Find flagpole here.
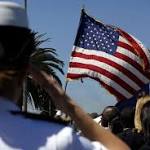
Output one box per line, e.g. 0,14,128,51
64,80,69,93
22,0,28,112
64,8,83,93
24,0,27,12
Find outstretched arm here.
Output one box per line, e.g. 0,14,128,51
29,66,130,150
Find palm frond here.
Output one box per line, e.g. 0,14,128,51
25,32,64,115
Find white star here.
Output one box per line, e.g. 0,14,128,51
101,26,105,30
107,27,110,30
113,35,116,38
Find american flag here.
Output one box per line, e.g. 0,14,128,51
67,9,150,101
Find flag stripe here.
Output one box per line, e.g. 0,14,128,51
93,77,126,101
118,36,132,46
71,47,149,84
118,41,138,55
114,52,149,78
71,51,144,88
132,35,150,66
118,29,150,69
69,62,138,95
67,73,126,101
68,67,133,99
72,48,144,78
117,45,142,65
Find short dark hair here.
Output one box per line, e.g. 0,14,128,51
101,106,120,127
0,26,35,70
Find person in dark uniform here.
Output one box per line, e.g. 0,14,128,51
0,1,130,150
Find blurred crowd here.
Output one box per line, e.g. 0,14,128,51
64,95,150,150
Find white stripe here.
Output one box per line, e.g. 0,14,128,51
117,46,142,65
131,35,150,65
72,46,149,84
119,36,132,46
118,35,142,65
70,56,140,91
68,67,132,99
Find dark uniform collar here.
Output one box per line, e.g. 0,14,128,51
0,97,71,126
0,97,20,112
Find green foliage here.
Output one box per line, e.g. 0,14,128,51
26,33,64,116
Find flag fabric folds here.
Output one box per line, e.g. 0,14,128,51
67,9,150,101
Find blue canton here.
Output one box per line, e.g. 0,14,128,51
74,10,119,55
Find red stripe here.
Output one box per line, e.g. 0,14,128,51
117,41,150,79
93,77,126,101
118,41,138,55
67,73,126,101
69,62,137,95
118,29,149,70
114,52,150,79
115,52,141,70
71,52,145,87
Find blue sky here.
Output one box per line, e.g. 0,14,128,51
11,0,150,113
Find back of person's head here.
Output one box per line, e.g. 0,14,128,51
0,2,35,98
101,106,120,127
121,107,135,129
0,2,34,67
109,116,123,134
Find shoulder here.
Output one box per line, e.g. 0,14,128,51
39,127,108,150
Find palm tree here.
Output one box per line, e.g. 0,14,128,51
26,33,64,116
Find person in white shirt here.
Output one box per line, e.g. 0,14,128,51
0,1,130,150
